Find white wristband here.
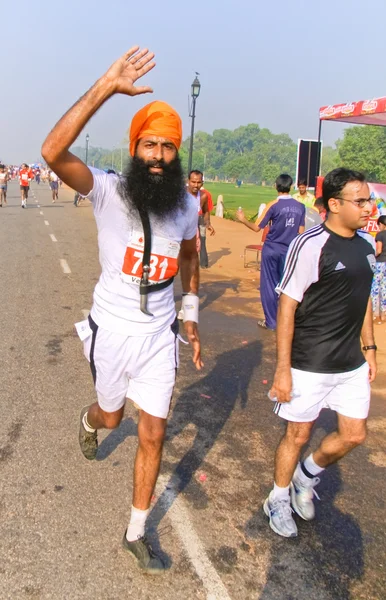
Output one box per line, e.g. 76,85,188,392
182,293,199,323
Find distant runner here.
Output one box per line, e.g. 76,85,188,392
19,163,33,208
0,164,9,206
49,170,59,202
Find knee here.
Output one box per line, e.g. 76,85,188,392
341,430,367,448
139,420,166,451
102,411,123,429
286,428,312,449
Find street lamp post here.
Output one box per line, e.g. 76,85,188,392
187,74,201,175
85,133,90,165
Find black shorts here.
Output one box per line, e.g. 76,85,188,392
20,185,29,191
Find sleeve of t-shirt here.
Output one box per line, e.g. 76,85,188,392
257,202,275,229
357,229,376,253
87,167,115,215
300,205,306,227
276,233,323,302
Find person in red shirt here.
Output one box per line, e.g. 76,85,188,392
19,164,33,208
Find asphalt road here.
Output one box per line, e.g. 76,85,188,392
0,180,385,600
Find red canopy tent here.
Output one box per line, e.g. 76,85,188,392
316,96,386,177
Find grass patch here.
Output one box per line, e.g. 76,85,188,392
205,182,276,219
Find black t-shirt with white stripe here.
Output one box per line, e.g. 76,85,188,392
277,223,376,374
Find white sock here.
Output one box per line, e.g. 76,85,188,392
271,482,290,501
295,454,324,484
82,412,95,433
126,506,150,542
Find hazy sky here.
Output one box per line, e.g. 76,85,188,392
2,0,386,164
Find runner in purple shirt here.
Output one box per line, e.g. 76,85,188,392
237,174,305,329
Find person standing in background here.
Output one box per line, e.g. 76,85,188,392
236,174,305,330
293,178,315,207
187,170,215,269
371,215,386,324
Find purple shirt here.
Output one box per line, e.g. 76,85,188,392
259,195,305,248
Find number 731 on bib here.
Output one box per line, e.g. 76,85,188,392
121,230,180,284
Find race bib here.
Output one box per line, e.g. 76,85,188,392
121,230,180,286
21,173,28,181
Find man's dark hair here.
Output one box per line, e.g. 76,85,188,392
378,215,386,227
297,178,307,187
189,170,203,179
322,168,366,212
276,174,293,194
314,196,324,209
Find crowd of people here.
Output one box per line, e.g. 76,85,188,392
0,163,61,207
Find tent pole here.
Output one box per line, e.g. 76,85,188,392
315,119,322,186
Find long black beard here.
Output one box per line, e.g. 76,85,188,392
118,155,186,220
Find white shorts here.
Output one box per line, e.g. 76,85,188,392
82,316,179,419
273,362,370,422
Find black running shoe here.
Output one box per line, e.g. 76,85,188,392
122,531,165,575
79,406,98,460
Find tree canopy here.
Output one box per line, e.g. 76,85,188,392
73,122,386,184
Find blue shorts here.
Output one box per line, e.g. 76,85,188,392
0,185,7,190
50,181,58,190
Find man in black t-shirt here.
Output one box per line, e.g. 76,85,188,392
264,168,377,538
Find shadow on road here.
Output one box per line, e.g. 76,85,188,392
96,417,137,461
148,339,262,527
208,247,232,268
199,278,241,312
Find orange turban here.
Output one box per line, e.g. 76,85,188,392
129,101,182,157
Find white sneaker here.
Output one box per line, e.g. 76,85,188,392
177,309,184,321
263,492,298,538
290,476,320,521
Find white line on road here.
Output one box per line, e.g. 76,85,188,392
81,309,90,319
60,259,71,274
40,211,44,215
50,234,57,242
37,205,40,208
157,475,231,600
44,220,49,226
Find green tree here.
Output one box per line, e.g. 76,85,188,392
338,126,386,182
321,146,341,175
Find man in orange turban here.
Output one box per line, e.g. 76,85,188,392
42,47,202,575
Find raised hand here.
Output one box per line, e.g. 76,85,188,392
104,46,156,96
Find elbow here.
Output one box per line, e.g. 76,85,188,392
41,140,53,165
41,138,61,167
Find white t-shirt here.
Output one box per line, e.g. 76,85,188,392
50,172,58,182
88,168,197,336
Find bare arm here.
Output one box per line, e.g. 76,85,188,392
179,237,199,295
361,297,377,382
270,294,298,402
179,237,203,370
41,47,155,195
201,192,215,235
236,209,261,232
298,226,305,234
